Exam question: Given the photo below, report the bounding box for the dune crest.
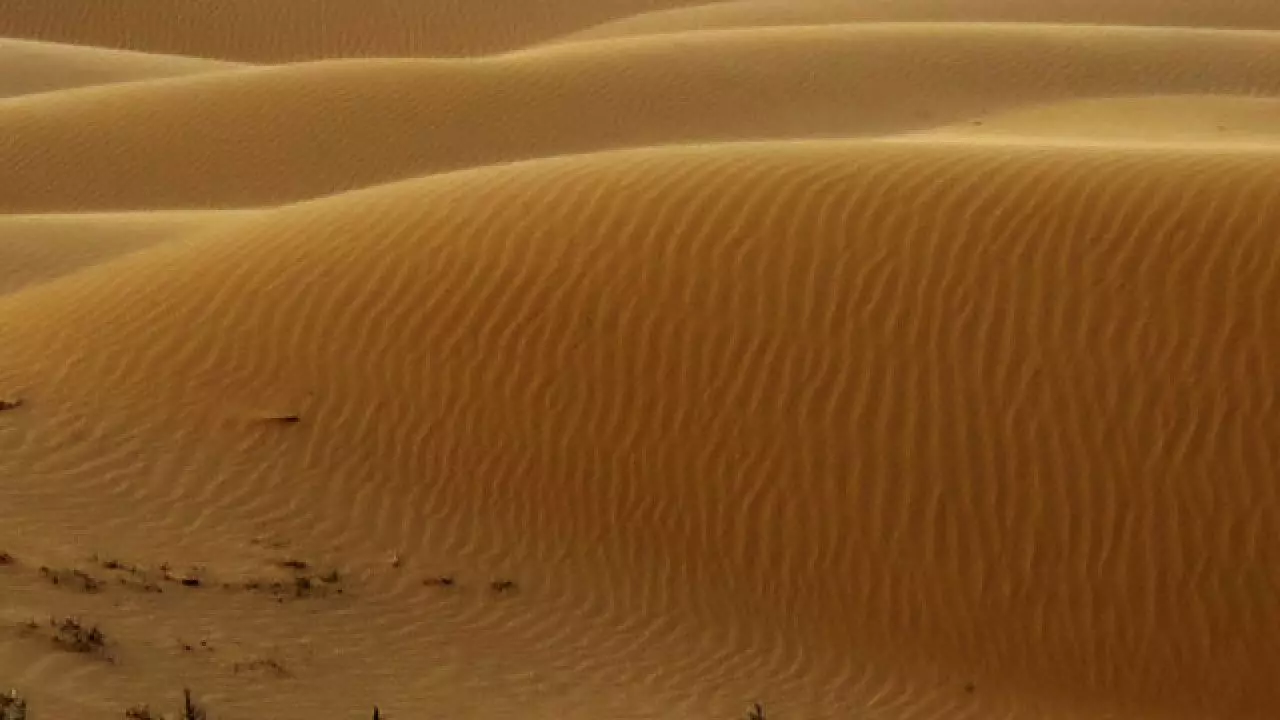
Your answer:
[0,38,240,99]
[4,23,1280,211]
[563,0,1280,42]
[0,210,256,295]
[920,95,1280,143]
[0,0,722,60]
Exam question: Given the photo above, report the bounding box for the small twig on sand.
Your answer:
[1,689,28,720]
[38,566,103,592]
[489,579,517,594]
[232,656,290,678]
[182,688,206,720]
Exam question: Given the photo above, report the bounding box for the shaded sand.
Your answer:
[0,39,240,99]
[1,140,1278,719]
[5,24,1280,211]
[564,0,1280,43]
[0,210,257,295]
[0,0,718,60]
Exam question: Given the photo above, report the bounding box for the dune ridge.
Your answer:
[921,95,1280,143]
[2,140,1278,719]
[563,0,1280,43]
[0,210,257,295]
[5,23,1280,211]
[0,0,724,60]
[0,38,240,99]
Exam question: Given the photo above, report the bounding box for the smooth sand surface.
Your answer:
[926,95,1280,142]
[563,0,1280,43]
[0,39,240,99]
[2,4,1278,720]
[0,0,718,60]
[0,211,258,295]
[5,23,1280,212]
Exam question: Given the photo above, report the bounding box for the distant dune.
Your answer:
[4,23,1280,212]
[1,3,1278,720]
[0,38,239,99]
[564,0,1280,42]
[0,0,718,59]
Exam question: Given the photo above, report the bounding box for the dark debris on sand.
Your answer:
[38,566,104,593]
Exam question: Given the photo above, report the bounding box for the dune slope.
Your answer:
[0,39,240,99]
[0,210,256,295]
[1,140,1277,720]
[0,0,721,60]
[3,23,1280,211]
[565,0,1280,43]
[922,95,1280,143]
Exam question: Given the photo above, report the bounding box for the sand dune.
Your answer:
[2,140,1278,719]
[3,2,1279,719]
[9,0,1280,58]
[0,0,720,60]
[923,95,1280,143]
[0,39,240,99]
[4,23,1280,212]
[565,0,1280,43]
[0,210,256,295]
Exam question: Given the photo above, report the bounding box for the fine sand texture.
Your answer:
[2,3,1278,720]
[0,38,239,99]
[923,95,1280,144]
[562,0,1280,43]
[0,0,723,60]
[0,210,259,296]
[5,23,1280,212]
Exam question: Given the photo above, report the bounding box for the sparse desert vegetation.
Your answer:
[1,689,27,720]
[37,565,104,593]
[124,703,157,719]
[42,616,112,660]
[123,689,209,720]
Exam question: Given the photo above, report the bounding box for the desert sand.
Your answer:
[0,39,239,99]
[1,3,1277,720]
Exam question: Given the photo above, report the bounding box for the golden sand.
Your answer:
[1,3,1277,719]
[0,38,238,99]
[5,23,1280,212]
